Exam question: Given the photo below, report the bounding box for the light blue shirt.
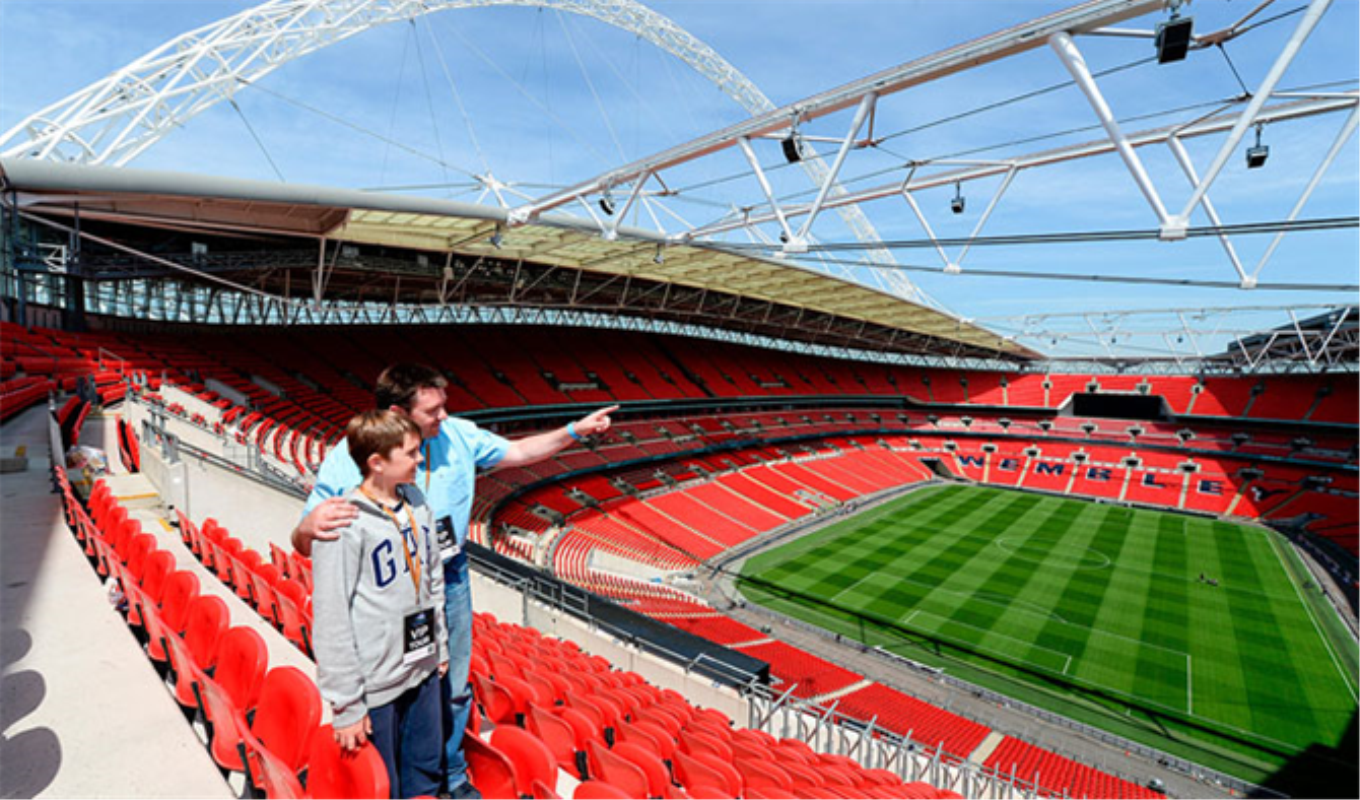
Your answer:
[303,417,510,549]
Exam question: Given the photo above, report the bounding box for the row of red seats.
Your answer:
[466,613,965,799]
[63,473,388,798]
[984,736,1162,799]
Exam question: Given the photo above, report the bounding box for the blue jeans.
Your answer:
[369,670,442,799]
[440,550,474,790]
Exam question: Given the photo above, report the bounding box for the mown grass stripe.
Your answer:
[1132,514,1192,711]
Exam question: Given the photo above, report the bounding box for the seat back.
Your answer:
[250,666,321,772]
[572,780,632,799]
[159,570,201,632]
[306,724,390,799]
[586,740,649,799]
[139,550,176,604]
[611,741,673,799]
[463,733,519,800]
[215,626,268,711]
[527,703,584,778]
[242,732,307,799]
[183,594,229,671]
[124,532,157,579]
[490,725,558,797]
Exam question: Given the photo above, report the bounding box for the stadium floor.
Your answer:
[739,483,1359,781]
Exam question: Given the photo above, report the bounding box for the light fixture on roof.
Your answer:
[489,225,504,249]
[950,182,965,214]
[781,132,803,164]
[1154,11,1193,64]
[653,245,665,265]
[599,190,616,216]
[1245,124,1269,169]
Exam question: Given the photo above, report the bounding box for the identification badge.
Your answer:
[435,516,459,562]
[402,608,436,665]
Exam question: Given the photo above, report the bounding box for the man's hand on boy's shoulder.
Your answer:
[335,715,372,752]
[293,497,359,556]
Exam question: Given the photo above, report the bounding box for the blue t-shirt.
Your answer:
[303,417,510,549]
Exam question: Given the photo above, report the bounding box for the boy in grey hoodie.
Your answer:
[313,410,449,798]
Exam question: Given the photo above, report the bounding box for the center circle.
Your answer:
[994,536,1111,570]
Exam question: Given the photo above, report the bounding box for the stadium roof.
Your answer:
[1,159,1038,361]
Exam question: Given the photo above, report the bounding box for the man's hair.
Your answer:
[347,409,421,477]
[374,363,448,411]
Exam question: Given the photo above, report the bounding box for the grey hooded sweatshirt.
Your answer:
[313,484,448,728]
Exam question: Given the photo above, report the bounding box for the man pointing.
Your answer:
[293,363,615,798]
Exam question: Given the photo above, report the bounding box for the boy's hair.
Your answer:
[347,410,421,477]
[374,363,448,411]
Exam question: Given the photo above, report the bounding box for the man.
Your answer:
[293,363,615,799]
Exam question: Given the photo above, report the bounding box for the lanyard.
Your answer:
[423,440,431,492]
[361,487,423,596]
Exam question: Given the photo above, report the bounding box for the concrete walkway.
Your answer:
[1,403,231,798]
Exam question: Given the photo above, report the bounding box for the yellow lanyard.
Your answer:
[423,441,431,492]
[361,487,422,596]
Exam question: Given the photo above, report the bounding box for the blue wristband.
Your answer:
[567,421,582,442]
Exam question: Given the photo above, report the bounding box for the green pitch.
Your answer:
[738,484,1358,785]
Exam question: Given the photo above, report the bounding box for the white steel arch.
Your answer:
[0,0,926,303]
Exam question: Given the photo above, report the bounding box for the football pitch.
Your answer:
[737,484,1359,782]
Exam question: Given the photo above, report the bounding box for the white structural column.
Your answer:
[1248,105,1359,284]
[1170,0,1334,233]
[1048,30,1171,231]
[1165,135,1249,285]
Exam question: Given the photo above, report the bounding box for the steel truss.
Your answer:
[986,304,1360,372]
[506,0,1355,293]
[0,0,923,304]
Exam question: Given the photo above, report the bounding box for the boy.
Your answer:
[313,410,449,798]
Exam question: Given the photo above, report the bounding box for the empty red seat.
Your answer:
[158,570,201,632]
[181,594,229,671]
[490,725,558,798]
[528,703,587,779]
[464,733,518,800]
[610,741,676,799]
[574,781,632,800]
[214,626,268,712]
[139,550,176,604]
[307,724,391,799]
[586,740,649,799]
[249,666,321,776]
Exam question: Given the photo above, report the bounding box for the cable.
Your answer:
[719,216,1358,252]
[748,252,1359,293]
[240,78,480,180]
[228,99,286,182]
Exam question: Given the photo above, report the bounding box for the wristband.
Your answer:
[567,421,582,442]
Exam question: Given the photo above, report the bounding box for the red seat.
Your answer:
[198,676,252,772]
[249,666,321,777]
[164,631,210,710]
[241,733,307,799]
[124,533,158,581]
[735,756,793,792]
[586,740,649,799]
[214,626,269,712]
[274,579,313,656]
[679,730,732,763]
[574,780,633,800]
[158,570,201,632]
[139,550,176,604]
[464,733,519,800]
[182,594,229,671]
[527,703,586,779]
[491,725,558,798]
[307,724,391,799]
[250,563,282,624]
[473,673,517,726]
[673,751,736,797]
[611,741,676,799]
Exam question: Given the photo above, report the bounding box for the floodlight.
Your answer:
[1245,124,1269,169]
[781,135,802,164]
[489,227,504,249]
[599,191,616,216]
[950,182,965,214]
[1155,16,1193,64]
[653,245,665,265]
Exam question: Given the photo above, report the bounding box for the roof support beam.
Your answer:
[1171,0,1333,232]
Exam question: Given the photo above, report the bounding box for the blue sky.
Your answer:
[1,0,1356,359]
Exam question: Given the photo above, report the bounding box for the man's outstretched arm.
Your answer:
[497,405,617,469]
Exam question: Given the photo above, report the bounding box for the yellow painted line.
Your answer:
[115,492,160,502]
[156,518,174,534]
